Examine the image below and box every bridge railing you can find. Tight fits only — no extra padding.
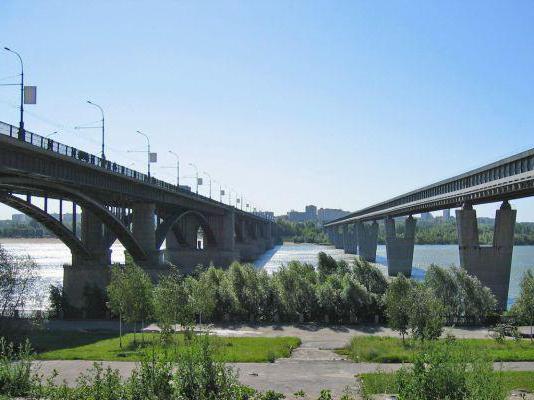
[0,121,274,221]
[326,148,534,226]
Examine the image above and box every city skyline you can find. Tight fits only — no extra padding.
[1,1,534,220]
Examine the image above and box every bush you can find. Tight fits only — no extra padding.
[0,337,34,397]
[396,341,507,400]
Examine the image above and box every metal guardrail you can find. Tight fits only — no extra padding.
[326,147,534,226]
[0,121,274,221]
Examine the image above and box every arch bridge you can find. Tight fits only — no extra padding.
[0,121,277,307]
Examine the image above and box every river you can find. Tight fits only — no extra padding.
[1,238,533,309]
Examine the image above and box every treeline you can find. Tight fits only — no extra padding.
[276,220,328,244]
[51,253,501,331]
[376,218,534,245]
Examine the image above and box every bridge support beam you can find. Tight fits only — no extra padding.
[132,203,162,266]
[344,224,358,254]
[385,216,416,277]
[357,221,378,262]
[65,209,112,310]
[456,201,515,311]
[334,227,344,249]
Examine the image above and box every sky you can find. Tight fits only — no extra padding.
[1,1,534,221]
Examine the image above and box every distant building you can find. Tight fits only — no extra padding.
[420,212,434,221]
[317,208,350,224]
[12,213,29,223]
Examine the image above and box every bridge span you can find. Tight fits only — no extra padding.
[324,148,534,310]
[0,121,277,308]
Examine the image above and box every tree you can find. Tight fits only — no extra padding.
[0,245,37,319]
[385,274,412,342]
[352,258,388,296]
[153,270,189,338]
[512,269,534,341]
[409,283,444,341]
[273,261,317,321]
[184,274,216,325]
[107,263,154,347]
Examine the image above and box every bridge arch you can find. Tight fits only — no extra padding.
[0,191,91,257]
[0,177,147,261]
[156,209,217,250]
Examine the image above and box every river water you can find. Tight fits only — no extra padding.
[1,238,532,309]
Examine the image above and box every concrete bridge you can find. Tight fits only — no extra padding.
[325,148,534,310]
[0,121,277,307]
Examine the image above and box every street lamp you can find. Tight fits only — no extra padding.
[86,101,105,160]
[189,163,199,194]
[168,150,180,187]
[214,180,224,202]
[136,130,151,178]
[203,171,212,199]
[45,131,58,138]
[3,47,24,134]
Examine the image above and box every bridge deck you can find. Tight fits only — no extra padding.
[0,121,271,221]
[326,148,534,226]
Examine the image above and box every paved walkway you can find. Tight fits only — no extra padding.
[36,322,534,398]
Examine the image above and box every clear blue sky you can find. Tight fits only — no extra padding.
[1,1,534,220]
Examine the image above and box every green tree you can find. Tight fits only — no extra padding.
[511,269,534,341]
[153,270,190,338]
[409,284,444,341]
[185,274,216,325]
[352,258,388,295]
[274,261,317,321]
[385,274,412,342]
[107,263,154,346]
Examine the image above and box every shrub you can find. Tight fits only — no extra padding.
[396,341,506,400]
[0,338,34,397]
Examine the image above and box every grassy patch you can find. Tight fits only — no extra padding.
[360,371,534,397]
[33,331,300,363]
[338,336,534,362]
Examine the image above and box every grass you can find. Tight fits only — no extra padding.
[360,371,534,397]
[337,336,534,363]
[30,331,301,363]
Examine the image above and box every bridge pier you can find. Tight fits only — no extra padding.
[65,209,112,309]
[334,227,344,249]
[456,201,515,311]
[357,221,378,262]
[343,224,358,254]
[132,203,162,266]
[385,216,416,276]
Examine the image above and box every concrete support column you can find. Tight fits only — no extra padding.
[334,227,343,249]
[357,221,378,262]
[66,208,112,309]
[456,201,516,310]
[343,224,358,254]
[385,216,416,277]
[132,203,161,265]
[342,224,349,253]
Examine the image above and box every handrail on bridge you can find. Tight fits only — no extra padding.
[0,121,274,222]
[325,147,534,227]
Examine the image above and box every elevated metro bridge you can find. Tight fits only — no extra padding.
[324,148,534,310]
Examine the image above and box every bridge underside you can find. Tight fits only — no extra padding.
[0,177,276,309]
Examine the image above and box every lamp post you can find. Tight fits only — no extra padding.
[189,163,199,194]
[3,47,24,134]
[214,180,223,202]
[136,130,151,178]
[203,171,212,199]
[45,131,58,138]
[86,101,105,160]
[168,151,180,187]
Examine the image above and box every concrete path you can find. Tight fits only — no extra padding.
[32,359,534,399]
[36,322,534,398]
